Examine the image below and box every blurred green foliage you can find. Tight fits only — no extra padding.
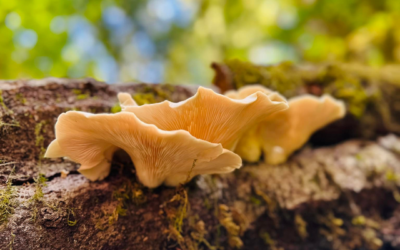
[0,0,399,84]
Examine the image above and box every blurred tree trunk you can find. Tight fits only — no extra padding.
[1,77,400,250]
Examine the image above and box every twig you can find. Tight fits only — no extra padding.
[0,162,18,167]
[185,159,197,184]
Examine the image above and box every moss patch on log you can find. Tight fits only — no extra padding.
[0,170,17,225]
[212,60,400,140]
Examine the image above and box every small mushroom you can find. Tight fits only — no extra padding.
[60,170,70,179]
[122,86,288,150]
[45,111,241,188]
[228,85,346,164]
[225,85,285,162]
[225,85,275,99]
[117,93,137,107]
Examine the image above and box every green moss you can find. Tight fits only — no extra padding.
[7,232,15,250]
[67,208,78,226]
[28,174,48,223]
[163,186,189,235]
[30,206,38,222]
[0,121,20,127]
[386,169,398,182]
[318,212,346,246]
[319,65,376,118]
[131,183,146,206]
[224,60,380,118]
[35,121,46,162]
[108,200,127,225]
[132,93,157,105]
[351,215,382,249]
[225,59,301,97]
[76,94,90,100]
[393,189,400,203]
[109,185,129,224]
[95,218,106,231]
[72,89,90,100]
[55,94,62,103]
[165,225,185,246]
[15,93,27,104]
[249,196,262,206]
[71,89,82,95]
[0,121,20,132]
[254,187,279,226]
[110,103,122,113]
[163,186,216,250]
[160,161,201,246]
[163,185,190,247]
[189,220,218,250]
[0,170,17,225]
[108,181,146,225]
[203,198,212,210]
[0,90,8,110]
[130,84,181,106]
[44,201,59,211]
[295,213,308,239]
[352,215,366,226]
[165,160,200,235]
[260,232,275,247]
[30,174,48,203]
[35,122,44,147]
[218,204,243,248]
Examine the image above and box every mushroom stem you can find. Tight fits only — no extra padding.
[118,93,138,107]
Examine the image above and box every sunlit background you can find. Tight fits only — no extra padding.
[1,0,399,84]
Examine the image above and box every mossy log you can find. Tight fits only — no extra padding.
[1,78,400,250]
[212,61,400,145]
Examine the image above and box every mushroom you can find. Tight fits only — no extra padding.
[117,93,138,107]
[227,85,346,164]
[225,85,275,99]
[45,111,241,188]
[122,86,288,150]
[224,85,284,162]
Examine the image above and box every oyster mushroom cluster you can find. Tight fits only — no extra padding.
[226,85,346,165]
[45,87,288,188]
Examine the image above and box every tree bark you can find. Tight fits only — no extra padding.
[1,78,400,250]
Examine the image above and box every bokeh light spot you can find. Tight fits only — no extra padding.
[50,16,67,34]
[102,6,126,28]
[148,0,175,21]
[15,29,38,48]
[62,45,81,63]
[5,12,21,30]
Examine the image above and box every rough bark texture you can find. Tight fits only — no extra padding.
[1,78,400,250]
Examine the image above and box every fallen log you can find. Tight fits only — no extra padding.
[1,78,400,250]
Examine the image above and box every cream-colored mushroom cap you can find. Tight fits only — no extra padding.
[228,85,346,164]
[225,84,275,99]
[259,94,345,164]
[122,86,288,151]
[44,111,242,188]
[117,93,138,107]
